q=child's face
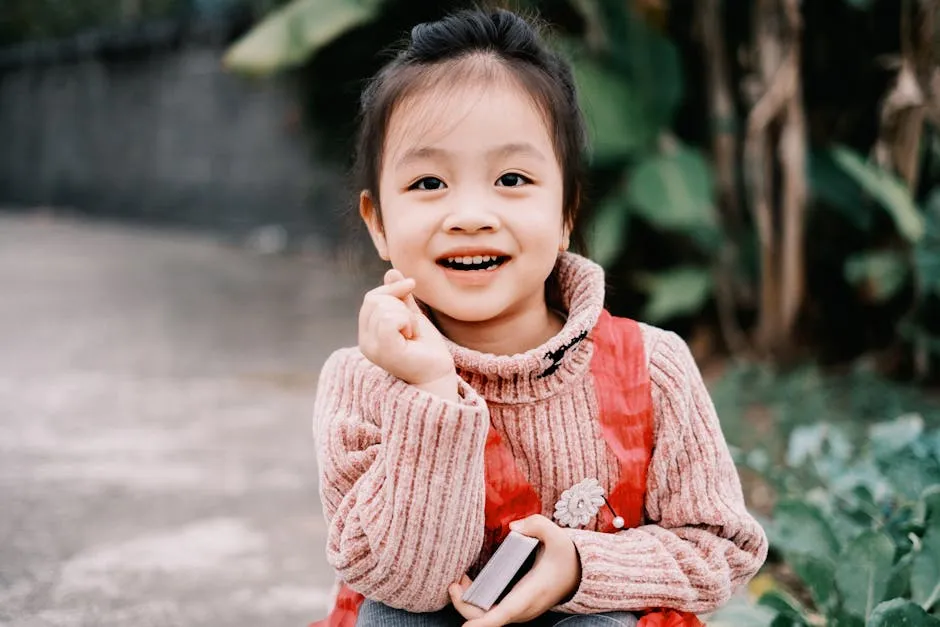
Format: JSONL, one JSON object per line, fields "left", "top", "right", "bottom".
{"left": 361, "top": 72, "right": 568, "bottom": 325}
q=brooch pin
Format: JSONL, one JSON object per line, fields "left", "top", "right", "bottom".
{"left": 553, "top": 477, "right": 625, "bottom": 529}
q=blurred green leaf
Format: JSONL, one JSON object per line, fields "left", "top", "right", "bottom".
{"left": 787, "top": 422, "right": 853, "bottom": 468}
{"left": 913, "top": 486, "right": 940, "bottom": 529}
{"left": 636, "top": 266, "right": 713, "bottom": 323}
{"left": 790, "top": 554, "right": 837, "bottom": 611}
{"left": 916, "top": 191, "right": 940, "bottom": 295}
{"left": 912, "top": 527, "right": 940, "bottom": 612}
{"left": 886, "top": 551, "right": 916, "bottom": 601}
{"left": 588, "top": 187, "right": 630, "bottom": 267}
{"left": 835, "top": 530, "right": 895, "bottom": 621}
{"left": 844, "top": 250, "right": 911, "bottom": 302}
{"left": 830, "top": 146, "right": 925, "bottom": 243}
{"left": 569, "top": 53, "right": 656, "bottom": 163}
{"left": 706, "top": 598, "right": 778, "bottom": 627}
{"left": 771, "top": 499, "right": 841, "bottom": 560}
{"left": 809, "top": 149, "right": 875, "bottom": 230}
{"left": 868, "top": 599, "right": 940, "bottom": 626}
{"left": 617, "top": 8, "right": 682, "bottom": 133}
{"left": 881, "top": 455, "right": 940, "bottom": 501}
{"left": 758, "top": 589, "right": 811, "bottom": 623}
{"left": 871, "top": 414, "right": 925, "bottom": 459}
{"left": 224, "top": 0, "right": 380, "bottom": 74}
{"left": 626, "top": 146, "right": 717, "bottom": 233}
{"left": 829, "top": 609, "right": 866, "bottom": 627}
{"left": 573, "top": 1, "right": 683, "bottom": 134}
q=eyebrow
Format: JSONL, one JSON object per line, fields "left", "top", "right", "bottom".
{"left": 395, "top": 142, "right": 548, "bottom": 170}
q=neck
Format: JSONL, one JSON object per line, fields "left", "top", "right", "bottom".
{"left": 432, "top": 291, "right": 564, "bottom": 356}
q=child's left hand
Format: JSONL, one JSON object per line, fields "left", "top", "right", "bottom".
{"left": 448, "top": 515, "right": 581, "bottom": 627}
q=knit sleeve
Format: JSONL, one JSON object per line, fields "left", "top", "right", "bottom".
{"left": 313, "top": 348, "right": 490, "bottom": 612}
{"left": 555, "top": 330, "right": 768, "bottom": 615}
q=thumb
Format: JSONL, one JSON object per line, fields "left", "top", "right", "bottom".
{"left": 508, "top": 514, "right": 553, "bottom": 540}
{"left": 384, "top": 268, "right": 405, "bottom": 285}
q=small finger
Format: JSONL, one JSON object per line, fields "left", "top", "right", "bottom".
{"left": 369, "top": 279, "right": 415, "bottom": 300}
{"left": 384, "top": 268, "right": 405, "bottom": 285}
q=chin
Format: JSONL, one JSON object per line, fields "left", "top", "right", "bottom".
{"left": 425, "top": 299, "right": 508, "bottom": 325}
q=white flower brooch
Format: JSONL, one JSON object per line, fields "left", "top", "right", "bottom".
{"left": 553, "top": 477, "right": 625, "bottom": 529}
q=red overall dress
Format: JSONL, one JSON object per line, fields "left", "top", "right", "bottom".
{"left": 312, "top": 311, "right": 703, "bottom": 627}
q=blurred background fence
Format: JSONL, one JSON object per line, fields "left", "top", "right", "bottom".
{"left": 0, "top": 0, "right": 346, "bottom": 247}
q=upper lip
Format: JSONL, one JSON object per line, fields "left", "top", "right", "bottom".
{"left": 436, "top": 247, "right": 511, "bottom": 261}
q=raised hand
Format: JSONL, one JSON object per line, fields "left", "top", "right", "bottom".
{"left": 358, "top": 269, "right": 457, "bottom": 398}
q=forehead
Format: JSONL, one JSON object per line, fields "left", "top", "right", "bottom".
{"left": 382, "top": 60, "right": 556, "bottom": 166}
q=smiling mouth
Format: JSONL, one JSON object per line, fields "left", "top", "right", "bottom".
{"left": 437, "top": 255, "right": 510, "bottom": 271}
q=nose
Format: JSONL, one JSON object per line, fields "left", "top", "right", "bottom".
{"left": 441, "top": 193, "right": 501, "bottom": 233}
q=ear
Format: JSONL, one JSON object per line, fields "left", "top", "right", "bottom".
{"left": 359, "top": 190, "right": 389, "bottom": 261}
{"left": 559, "top": 220, "right": 571, "bottom": 252}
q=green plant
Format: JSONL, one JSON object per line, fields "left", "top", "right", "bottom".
{"left": 561, "top": 3, "right": 719, "bottom": 325}
{"left": 716, "top": 414, "right": 940, "bottom": 626}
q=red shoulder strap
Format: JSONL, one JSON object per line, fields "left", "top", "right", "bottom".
{"left": 589, "top": 310, "right": 654, "bottom": 531}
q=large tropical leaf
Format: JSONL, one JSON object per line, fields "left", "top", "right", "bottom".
{"left": 571, "top": 0, "right": 683, "bottom": 133}
{"left": 625, "top": 145, "right": 717, "bottom": 234}
{"left": 809, "top": 148, "right": 875, "bottom": 230}
{"left": 830, "top": 146, "right": 925, "bottom": 243}
{"left": 636, "top": 266, "right": 713, "bottom": 323}
{"left": 588, "top": 186, "right": 631, "bottom": 267}
{"left": 224, "top": 0, "right": 381, "bottom": 75}
{"left": 568, "top": 52, "right": 656, "bottom": 163}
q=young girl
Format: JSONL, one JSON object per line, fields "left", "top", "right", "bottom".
{"left": 313, "top": 8, "right": 767, "bottom": 627}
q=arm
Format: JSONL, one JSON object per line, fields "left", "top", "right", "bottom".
{"left": 555, "top": 331, "right": 768, "bottom": 615}
{"left": 314, "top": 349, "right": 490, "bottom": 612}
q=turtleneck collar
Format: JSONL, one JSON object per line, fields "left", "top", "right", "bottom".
{"left": 443, "top": 252, "right": 606, "bottom": 404}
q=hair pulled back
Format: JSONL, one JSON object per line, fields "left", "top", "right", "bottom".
{"left": 354, "top": 8, "right": 588, "bottom": 236}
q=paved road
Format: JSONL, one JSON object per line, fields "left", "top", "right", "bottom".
{"left": 0, "top": 213, "right": 374, "bottom": 626}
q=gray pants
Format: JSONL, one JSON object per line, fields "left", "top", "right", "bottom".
{"left": 356, "top": 599, "right": 639, "bottom": 626}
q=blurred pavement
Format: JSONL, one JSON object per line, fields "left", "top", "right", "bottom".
{"left": 0, "top": 213, "right": 370, "bottom": 626}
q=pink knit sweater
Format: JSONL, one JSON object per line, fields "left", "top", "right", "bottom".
{"left": 314, "top": 253, "right": 767, "bottom": 615}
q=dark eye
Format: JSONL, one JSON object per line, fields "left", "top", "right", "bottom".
{"left": 409, "top": 177, "right": 446, "bottom": 191}
{"left": 496, "top": 173, "right": 531, "bottom": 187}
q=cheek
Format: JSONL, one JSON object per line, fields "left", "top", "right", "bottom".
{"left": 381, "top": 208, "right": 431, "bottom": 260}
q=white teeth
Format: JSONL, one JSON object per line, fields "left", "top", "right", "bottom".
{"left": 442, "top": 254, "right": 504, "bottom": 267}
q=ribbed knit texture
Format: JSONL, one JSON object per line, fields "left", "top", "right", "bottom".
{"left": 313, "top": 253, "right": 768, "bottom": 615}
